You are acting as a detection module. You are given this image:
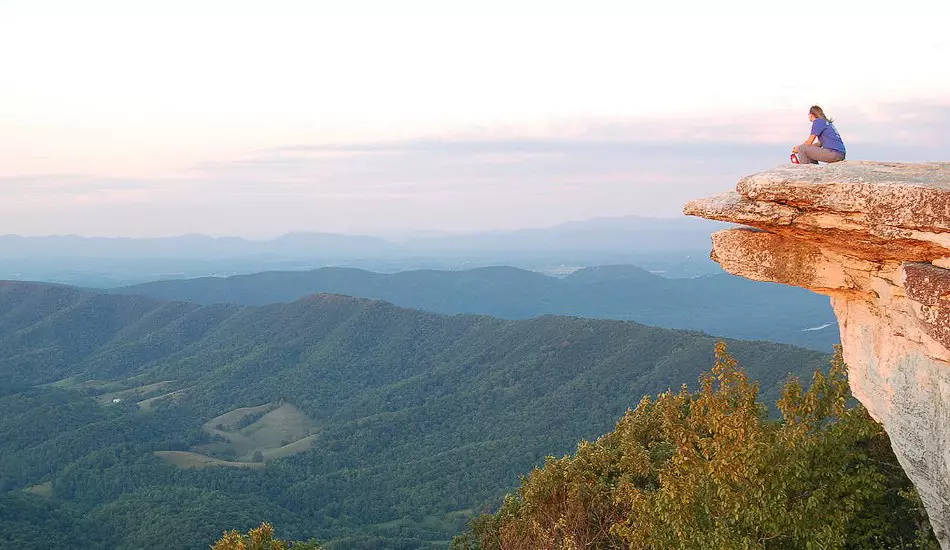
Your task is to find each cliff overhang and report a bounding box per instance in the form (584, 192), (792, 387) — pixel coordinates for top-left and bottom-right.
(686, 161), (950, 548)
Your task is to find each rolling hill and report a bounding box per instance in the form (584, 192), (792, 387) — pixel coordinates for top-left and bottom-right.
(114, 265), (839, 351)
(0, 280), (832, 548)
(0, 216), (726, 288)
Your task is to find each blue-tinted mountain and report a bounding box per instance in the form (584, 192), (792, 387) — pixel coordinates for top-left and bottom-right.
(114, 265), (839, 351)
(0, 216), (726, 287)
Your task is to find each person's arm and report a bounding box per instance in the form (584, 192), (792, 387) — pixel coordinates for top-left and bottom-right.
(792, 135), (818, 153)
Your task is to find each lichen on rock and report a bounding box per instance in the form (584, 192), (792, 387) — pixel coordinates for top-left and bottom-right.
(685, 161), (950, 549)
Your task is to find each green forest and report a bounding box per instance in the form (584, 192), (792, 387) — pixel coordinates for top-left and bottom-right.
(454, 344), (939, 549)
(209, 344), (942, 550)
(0, 280), (832, 548)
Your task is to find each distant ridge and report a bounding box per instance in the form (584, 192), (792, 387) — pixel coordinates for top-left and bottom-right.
(402, 215), (731, 253)
(0, 232), (398, 259)
(0, 215), (727, 259)
(113, 264), (838, 351)
(0, 216), (728, 288)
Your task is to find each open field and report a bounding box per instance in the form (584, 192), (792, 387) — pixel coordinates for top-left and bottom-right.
(261, 433), (317, 461)
(95, 380), (173, 404)
(153, 451), (264, 470)
(41, 375), (86, 389)
(193, 402), (316, 462)
(25, 481), (54, 497)
(137, 388), (189, 411)
(205, 403), (275, 430)
(238, 403), (314, 448)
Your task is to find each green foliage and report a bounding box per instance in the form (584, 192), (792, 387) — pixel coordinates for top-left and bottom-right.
(0, 282), (857, 549)
(0, 492), (105, 549)
(466, 344), (939, 550)
(212, 522), (324, 550)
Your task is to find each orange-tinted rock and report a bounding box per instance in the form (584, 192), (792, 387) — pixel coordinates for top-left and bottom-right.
(686, 161), (950, 548)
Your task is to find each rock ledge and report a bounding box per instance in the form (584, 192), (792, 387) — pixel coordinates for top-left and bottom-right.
(686, 161), (950, 548)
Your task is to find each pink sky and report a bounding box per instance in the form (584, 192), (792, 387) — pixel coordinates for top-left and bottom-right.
(2, 1), (948, 237)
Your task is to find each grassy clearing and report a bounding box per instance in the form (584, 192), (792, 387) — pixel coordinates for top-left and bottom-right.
(261, 433), (317, 461)
(238, 403), (314, 448)
(137, 388), (188, 411)
(154, 451), (264, 470)
(40, 375), (85, 389)
(82, 379), (129, 391)
(194, 428), (259, 457)
(81, 372), (155, 392)
(205, 403), (275, 430)
(95, 380), (173, 404)
(192, 402), (317, 463)
(25, 481), (54, 497)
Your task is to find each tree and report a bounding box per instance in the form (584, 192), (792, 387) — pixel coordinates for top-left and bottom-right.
(211, 522), (323, 550)
(468, 343), (939, 550)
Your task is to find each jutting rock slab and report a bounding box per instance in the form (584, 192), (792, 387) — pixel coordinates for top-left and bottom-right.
(685, 161), (950, 548)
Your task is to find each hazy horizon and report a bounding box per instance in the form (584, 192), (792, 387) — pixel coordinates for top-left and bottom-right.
(0, 212), (712, 240)
(3, 1), (948, 237)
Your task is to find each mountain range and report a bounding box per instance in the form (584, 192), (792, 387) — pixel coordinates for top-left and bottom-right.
(0, 216), (727, 287)
(114, 265), (839, 351)
(0, 216), (728, 259)
(0, 280), (829, 549)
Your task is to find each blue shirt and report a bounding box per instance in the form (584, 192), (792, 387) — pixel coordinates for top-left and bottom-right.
(811, 118), (846, 154)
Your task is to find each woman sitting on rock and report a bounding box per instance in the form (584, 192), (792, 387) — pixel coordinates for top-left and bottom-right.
(792, 105), (846, 164)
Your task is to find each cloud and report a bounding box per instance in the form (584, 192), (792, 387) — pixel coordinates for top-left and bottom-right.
(193, 135), (785, 192)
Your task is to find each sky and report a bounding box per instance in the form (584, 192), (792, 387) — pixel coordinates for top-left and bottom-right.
(1, 0), (949, 237)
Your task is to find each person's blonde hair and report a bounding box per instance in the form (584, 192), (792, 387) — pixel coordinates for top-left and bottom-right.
(809, 105), (834, 123)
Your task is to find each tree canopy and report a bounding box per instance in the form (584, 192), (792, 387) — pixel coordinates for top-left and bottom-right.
(212, 522), (323, 550)
(455, 343), (939, 550)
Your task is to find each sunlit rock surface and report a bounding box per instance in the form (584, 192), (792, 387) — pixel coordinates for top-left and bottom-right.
(686, 161), (950, 548)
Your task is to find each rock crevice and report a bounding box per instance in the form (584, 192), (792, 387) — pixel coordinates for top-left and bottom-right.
(686, 161), (950, 548)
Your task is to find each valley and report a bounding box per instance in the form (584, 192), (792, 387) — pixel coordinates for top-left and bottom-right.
(0, 280), (830, 548)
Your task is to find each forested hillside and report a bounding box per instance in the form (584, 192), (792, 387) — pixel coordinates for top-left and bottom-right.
(0, 281), (829, 549)
(455, 345), (939, 549)
(114, 265), (838, 351)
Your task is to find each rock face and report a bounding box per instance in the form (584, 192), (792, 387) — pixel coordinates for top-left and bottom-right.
(685, 161), (950, 548)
